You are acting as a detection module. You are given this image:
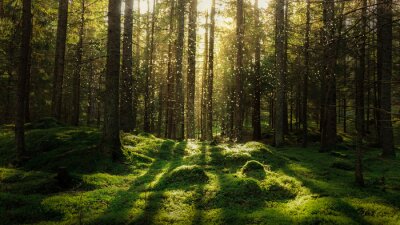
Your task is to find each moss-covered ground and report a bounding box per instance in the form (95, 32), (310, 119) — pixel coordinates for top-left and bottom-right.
(0, 124), (399, 225)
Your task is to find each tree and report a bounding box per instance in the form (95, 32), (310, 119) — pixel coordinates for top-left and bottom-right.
(15, 0), (32, 162)
(377, 0), (395, 158)
(71, 0), (85, 126)
(51, 0), (69, 120)
(166, 0), (176, 139)
(120, 0), (135, 132)
(186, 0), (197, 139)
(102, 0), (122, 160)
(302, 0), (311, 147)
(175, 0), (185, 140)
(355, 0), (367, 186)
(275, 0), (285, 147)
(320, 0), (336, 152)
(206, 0), (216, 141)
(201, 12), (209, 141)
(234, 0), (244, 141)
(252, 0), (261, 140)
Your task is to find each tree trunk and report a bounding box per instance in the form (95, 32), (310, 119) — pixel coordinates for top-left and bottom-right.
(377, 0), (395, 158)
(302, 0), (310, 147)
(320, 0), (337, 152)
(201, 12), (209, 141)
(87, 63), (94, 125)
(144, 0), (152, 132)
(102, 0), (122, 161)
(355, 0), (367, 187)
(206, 0), (215, 141)
(175, 0), (185, 140)
(275, 0), (285, 147)
(166, 0), (176, 139)
(15, 0), (32, 161)
(133, 0), (141, 130)
(186, 0), (197, 139)
(234, 0), (244, 141)
(252, 0), (261, 140)
(72, 0), (85, 126)
(120, 0), (134, 132)
(51, 0), (69, 120)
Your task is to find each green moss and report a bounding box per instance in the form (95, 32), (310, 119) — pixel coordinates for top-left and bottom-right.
(163, 165), (208, 185)
(1, 127), (400, 224)
(240, 160), (267, 179)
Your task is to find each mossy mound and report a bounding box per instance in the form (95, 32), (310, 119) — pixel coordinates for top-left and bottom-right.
(164, 165), (208, 184)
(25, 117), (64, 130)
(240, 160), (267, 179)
(215, 177), (263, 208)
(224, 152), (252, 164)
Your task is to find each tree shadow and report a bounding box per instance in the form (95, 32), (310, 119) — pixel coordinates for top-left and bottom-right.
(91, 140), (187, 224)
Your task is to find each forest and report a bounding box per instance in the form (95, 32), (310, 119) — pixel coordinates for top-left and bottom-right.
(0, 0), (399, 224)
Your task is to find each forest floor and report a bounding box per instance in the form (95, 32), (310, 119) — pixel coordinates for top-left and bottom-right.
(0, 121), (400, 225)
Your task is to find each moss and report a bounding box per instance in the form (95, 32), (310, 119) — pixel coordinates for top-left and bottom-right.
(163, 165), (208, 184)
(331, 160), (354, 171)
(240, 160), (267, 179)
(25, 117), (64, 130)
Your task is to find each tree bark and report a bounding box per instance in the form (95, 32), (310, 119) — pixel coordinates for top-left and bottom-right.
(51, 0), (69, 120)
(275, 0), (285, 146)
(320, 0), (337, 152)
(234, 0), (244, 141)
(206, 0), (215, 141)
(175, 0), (185, 140)
(15, 0), (32, 161)
(72, 0), (85, 126)
(201, 12), (209, 141)
(377, 0), (395, 158)
(355, 0), (367, 187)
(302, 0), (310, 147)
(102, 0), (122, 161)
(252, 0), (261, 140)
(166, 0), (176, 139)
(120, 0), (135, 132)
(186, 0), (197, 139)
(144, 0), (152, 132)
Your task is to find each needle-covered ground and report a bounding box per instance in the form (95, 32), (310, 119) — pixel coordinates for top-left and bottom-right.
(1, 121), (399, 225)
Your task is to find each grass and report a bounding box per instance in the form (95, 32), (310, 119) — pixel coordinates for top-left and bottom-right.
(0, 124), (399, 225)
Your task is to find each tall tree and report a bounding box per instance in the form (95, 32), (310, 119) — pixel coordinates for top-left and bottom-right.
(186, 0), (197, 139)
(51, 0), (69, 120)
(234, 0), (244, 141)
(133, 0), (141, 130)
(320, 0), (337, 152)
(120, 0), (135, 132)
(206, 0), (215, 141)
(302, 0), (311, 147)
(144, 0), (152, 132)
(252, 0), (261, 140)
(377, 0), (395, 158)
(355, 0), (367, 186)
(15, 0), (32, 162)
(71, 0), (85, 126)
(102, 0), (122, 160)
(377, 0), (396, 158)
(201, 12), (209, 141)
(166, 0), (176, 139)
(275, 0), (285, 146)
(175, 0), (185, 140)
